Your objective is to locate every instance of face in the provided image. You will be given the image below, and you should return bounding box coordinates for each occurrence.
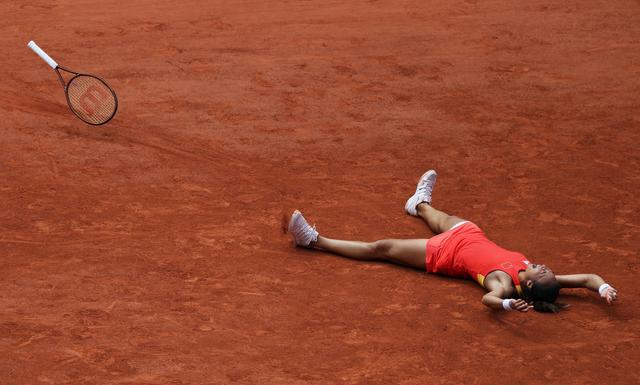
[524,263,556,285]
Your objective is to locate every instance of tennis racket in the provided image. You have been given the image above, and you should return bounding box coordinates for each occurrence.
[28,40,118,125]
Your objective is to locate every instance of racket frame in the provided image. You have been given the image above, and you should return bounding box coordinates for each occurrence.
[58,67,119,125]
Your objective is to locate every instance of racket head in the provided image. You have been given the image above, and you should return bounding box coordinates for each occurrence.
[65,74,118,125]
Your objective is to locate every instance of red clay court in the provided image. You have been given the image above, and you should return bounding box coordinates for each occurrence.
[1,1,639,384]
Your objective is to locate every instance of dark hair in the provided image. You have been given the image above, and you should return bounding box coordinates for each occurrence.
[521,279,564,313]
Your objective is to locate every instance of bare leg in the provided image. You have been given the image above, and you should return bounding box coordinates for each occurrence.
[417,203,465,234]
[312,236,427,270]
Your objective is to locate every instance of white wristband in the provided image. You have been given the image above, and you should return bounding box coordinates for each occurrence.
[502,299,513,311]
[598,283,611,297]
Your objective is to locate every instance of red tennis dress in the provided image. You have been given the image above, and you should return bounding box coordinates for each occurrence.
[425,222,530,294]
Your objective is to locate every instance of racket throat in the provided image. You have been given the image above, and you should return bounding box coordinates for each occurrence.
[55,66,79,89]
[54,68,66,88]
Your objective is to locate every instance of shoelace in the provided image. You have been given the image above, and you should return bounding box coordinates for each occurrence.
[302,224,317,239]
[295,219,316,241]
[418,181,433,195]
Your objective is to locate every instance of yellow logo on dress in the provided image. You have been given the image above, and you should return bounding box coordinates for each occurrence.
[515,285,523,296]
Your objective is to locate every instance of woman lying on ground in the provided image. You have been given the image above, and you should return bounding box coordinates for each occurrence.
[287,170,618,313]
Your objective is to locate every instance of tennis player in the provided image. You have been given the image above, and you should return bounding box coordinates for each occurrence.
[288,170,618,312]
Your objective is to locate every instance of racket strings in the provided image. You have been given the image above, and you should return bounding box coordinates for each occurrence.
[66,75,117,125]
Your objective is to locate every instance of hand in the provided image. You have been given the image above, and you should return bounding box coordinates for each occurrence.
[510,299,533,312]
[601,286,618,304]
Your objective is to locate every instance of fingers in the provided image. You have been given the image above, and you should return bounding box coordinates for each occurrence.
[605,287,618,304]
[607,288,617,302]
[512,299,533,312]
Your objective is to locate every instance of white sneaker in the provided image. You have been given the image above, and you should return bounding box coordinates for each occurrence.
[404,170,437,216]
[288,210,319,247]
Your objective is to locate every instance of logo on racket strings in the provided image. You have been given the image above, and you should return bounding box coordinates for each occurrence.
[79,85,109,116]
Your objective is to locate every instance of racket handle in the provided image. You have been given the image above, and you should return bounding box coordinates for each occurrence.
[28,40,58,69]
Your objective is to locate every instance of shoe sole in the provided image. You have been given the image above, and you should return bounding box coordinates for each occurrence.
[288,210,309,246]
[405,170,437,214]
[288,210,301,235]
[417,170,437,187]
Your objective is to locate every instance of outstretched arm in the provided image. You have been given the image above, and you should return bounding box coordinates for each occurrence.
[557,274,618,304]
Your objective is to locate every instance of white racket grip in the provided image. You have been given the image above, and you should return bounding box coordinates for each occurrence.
[28,40,58,69]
